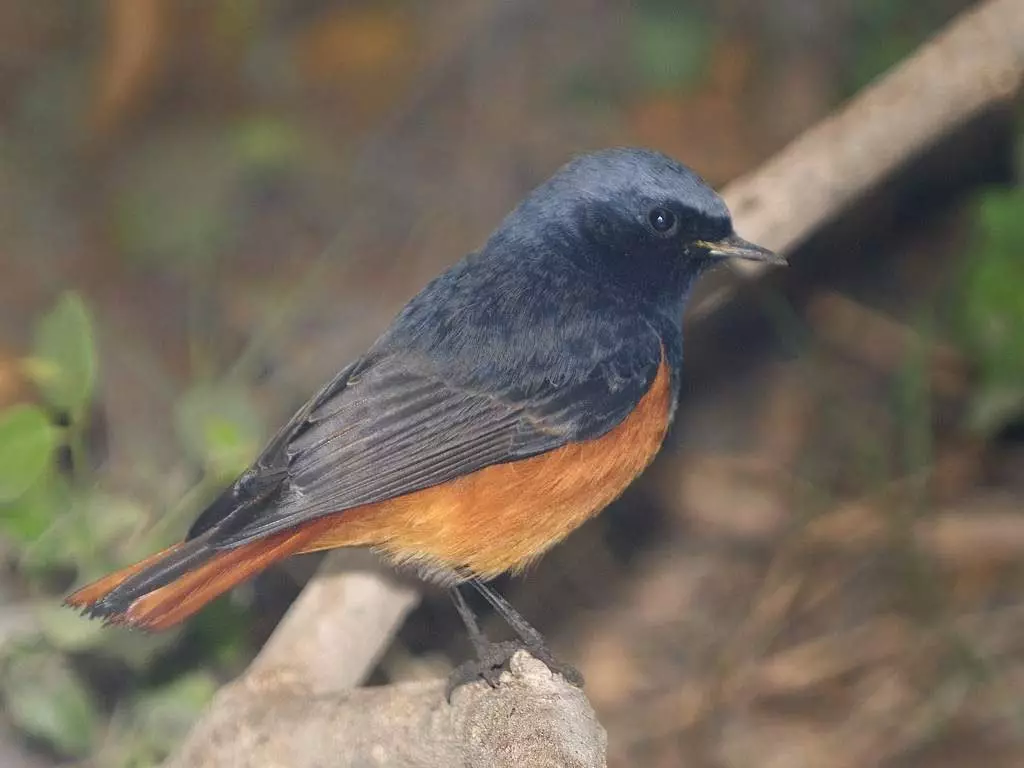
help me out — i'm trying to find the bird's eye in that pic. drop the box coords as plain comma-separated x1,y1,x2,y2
647,207,677,235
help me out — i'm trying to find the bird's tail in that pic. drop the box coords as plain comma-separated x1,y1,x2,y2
64,520,333,631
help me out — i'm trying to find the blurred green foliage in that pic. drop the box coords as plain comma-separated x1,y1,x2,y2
32,292,97,420
175,384,265,483
846,0,964,93
0,292,262,763
113,137,240,270
563,0,712,108
629,0,712,93
3,650,98,757
958,181,1024,434
112,117,303,272
0,406,57,505
105,671,220,767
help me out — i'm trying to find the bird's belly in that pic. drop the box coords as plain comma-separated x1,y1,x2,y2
301,359,673,578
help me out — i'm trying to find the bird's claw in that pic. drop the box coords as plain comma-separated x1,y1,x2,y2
445,639,584,700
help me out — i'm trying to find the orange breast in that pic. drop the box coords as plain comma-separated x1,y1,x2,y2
299,357,673,578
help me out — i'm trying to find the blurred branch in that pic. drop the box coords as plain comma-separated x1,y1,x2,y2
694,0,1024,316
245,551,419,695
165,652,607,768
806,488,1024,567
90,0,171,144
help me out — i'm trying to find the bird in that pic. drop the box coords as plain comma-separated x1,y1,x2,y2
65,147,783,689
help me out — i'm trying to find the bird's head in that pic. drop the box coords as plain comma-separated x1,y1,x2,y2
486,147,783,315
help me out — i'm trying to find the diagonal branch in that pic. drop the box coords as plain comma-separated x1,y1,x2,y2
694,0,1024,316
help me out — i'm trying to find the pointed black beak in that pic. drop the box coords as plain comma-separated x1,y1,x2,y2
695,232,787,265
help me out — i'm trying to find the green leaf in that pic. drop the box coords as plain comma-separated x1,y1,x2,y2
32,291,98,418
0,404,57,503
2,650,99,757
175,385,263,479
3,476,70,561
1,495,56,548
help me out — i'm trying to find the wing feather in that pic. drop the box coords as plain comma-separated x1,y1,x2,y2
211,326,665,549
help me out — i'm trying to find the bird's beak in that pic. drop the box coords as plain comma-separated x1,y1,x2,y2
694,233,787,265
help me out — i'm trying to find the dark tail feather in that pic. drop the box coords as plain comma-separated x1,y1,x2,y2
63,519,335,631
64,535,216,628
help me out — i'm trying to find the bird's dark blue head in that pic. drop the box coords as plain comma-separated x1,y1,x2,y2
483,147,782,317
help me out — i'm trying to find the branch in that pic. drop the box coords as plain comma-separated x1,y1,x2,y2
693,0,1024,316
246,550,420,695
164,652,606,768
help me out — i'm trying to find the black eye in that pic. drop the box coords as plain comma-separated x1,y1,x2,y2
647,207,677,235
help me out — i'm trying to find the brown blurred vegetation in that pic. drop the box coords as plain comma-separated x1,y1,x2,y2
2,1,1023,766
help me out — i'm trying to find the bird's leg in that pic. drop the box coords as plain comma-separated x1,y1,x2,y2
447,581,585,698
470,578,583,687
449,583,494,662
446,585,522,698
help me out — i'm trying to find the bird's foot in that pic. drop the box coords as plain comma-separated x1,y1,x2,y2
447,640,521,697
445,639,584,700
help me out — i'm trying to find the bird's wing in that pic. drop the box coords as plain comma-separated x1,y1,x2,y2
206,331,664,549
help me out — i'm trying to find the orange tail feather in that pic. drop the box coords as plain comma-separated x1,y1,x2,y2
65,542,186,610
64,515,346,631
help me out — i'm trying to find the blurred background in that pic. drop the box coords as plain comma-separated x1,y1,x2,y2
1,0,1023,766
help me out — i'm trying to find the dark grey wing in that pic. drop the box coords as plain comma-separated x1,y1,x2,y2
186,360,361,540
210,341,662,549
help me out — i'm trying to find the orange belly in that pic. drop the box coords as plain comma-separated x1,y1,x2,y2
299,357,673,578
